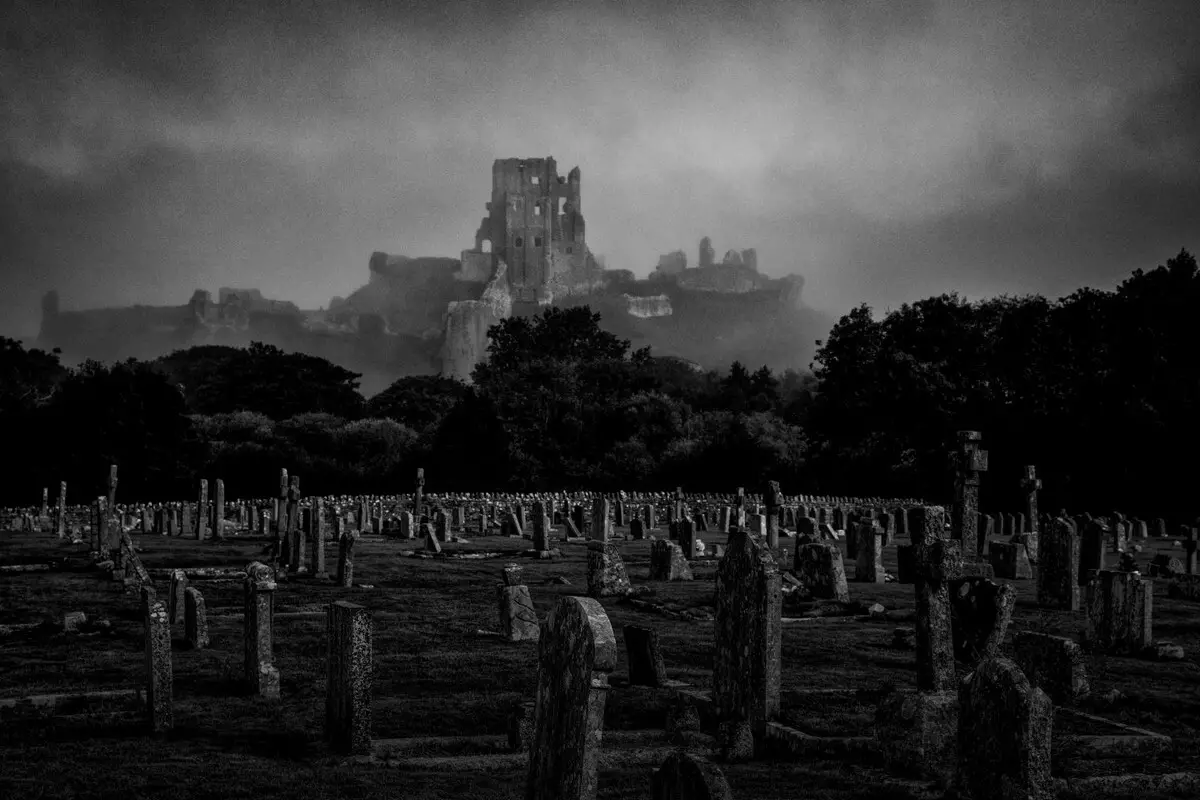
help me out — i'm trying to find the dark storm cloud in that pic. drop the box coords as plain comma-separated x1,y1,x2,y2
3,0,1199,337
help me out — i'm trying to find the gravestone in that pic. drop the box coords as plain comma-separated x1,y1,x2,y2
624,625,667,687
794,542,849,601
326,601,373,755
244,561,280,698
629,518,646,540
1011,631,1089,705
337,531,360,587
650,751,733,800
1079,520,1109,585
310,498,326,576
956,657,1053,800
532,501,550,552
587,539,632,597
499,578,540,642
183,586,209,650
988,541,1032,580
525,596,616,800
948,578,1016,667
169,569,189,626
1037,516,1082,611
142,587,173,733
591,498,612,541
714,530,781,755
677,519,698,558
855,522,885,583
649,540,693,581
951,431,987,559
764,480,781,550
1085,569,1153,654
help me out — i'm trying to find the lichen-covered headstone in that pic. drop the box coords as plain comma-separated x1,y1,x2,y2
499,583,540,642
168,569,189,626
956,657,1053,800
586,540,631,597
142,587,173,733
338,530,360,586
651,751,733,800
714,530,781,746
649,539,693,581
793,542,849,601
1036,516,1082,611
1010,631,1089,705
244,561,280,698
525,596,616,800
326,601,373,755
1085,569,1153,654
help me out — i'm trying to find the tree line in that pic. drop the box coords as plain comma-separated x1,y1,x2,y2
2,249,1196,521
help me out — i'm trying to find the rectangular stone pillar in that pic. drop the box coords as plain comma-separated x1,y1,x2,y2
244,562,280,698
184,586,209,649
310,498,326,576
214,479,225,539
326,601,373,755
142,587,173,733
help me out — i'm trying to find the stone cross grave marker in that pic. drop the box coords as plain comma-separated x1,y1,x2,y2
951,431,987,559
910,505,958,693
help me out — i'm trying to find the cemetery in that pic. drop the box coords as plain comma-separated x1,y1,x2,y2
3,438,1200,799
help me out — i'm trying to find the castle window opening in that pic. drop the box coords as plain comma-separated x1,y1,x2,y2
534,204,541,216
557,197,565,215
481,239,492,253
566,246,573,254
515,236,523,248
535,236,542,247
531,176,540,185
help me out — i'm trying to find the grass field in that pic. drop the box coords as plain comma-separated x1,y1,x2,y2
1,524,1199,799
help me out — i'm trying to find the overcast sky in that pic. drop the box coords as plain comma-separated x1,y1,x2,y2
3,0,1199,338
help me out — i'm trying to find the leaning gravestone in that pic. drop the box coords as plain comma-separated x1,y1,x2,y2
650,751,733,800
956,657,1053,800
525,596,617,800
649,540,693,581
713,529,781,759
499,564,540,642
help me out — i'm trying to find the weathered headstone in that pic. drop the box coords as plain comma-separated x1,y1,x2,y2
142,587,173,733
168,569,189,626
951,431,987,559
499,578,540,642
184,586,209,650
794,542,849,601
310,497,326,576
337,531,360,587
949,578,1016,667
326,601,373,755
244,561,280,698
1037,516,1082,611
649,539,693,581
629,517,645,540
590,497,611,541
1011,631,1089,705
1085,569,1153,654
713,529,781,755
586,539,631,597
855,522,885,583
525,596,616,800
956,657,1053,800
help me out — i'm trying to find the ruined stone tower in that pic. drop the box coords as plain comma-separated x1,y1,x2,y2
459,157,590,304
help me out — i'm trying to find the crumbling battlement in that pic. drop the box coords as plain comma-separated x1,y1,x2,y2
459,157,604,305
